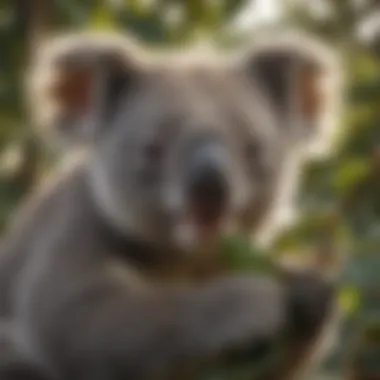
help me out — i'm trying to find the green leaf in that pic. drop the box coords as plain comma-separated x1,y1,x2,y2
128,0,155,16
338,286,361,315
333,159,371,195
89,4,117,30
218,234,279,276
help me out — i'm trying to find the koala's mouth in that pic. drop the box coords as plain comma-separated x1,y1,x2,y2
173,196,232,251
178,197,230,245
188,198,226,228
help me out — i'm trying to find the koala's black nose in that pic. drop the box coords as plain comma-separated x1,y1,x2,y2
186,138,229,221
188,162,228,202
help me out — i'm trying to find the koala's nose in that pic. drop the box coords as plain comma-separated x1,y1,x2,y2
186,139,229,216
188,163,228,202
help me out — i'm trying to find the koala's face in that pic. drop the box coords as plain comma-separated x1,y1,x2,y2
92,66,282,251
32,33,338,252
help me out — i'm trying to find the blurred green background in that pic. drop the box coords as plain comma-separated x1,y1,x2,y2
0,1,379,379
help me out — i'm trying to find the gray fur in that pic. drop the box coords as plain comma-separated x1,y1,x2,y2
0,31,341,379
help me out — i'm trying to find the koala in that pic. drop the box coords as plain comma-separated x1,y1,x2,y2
0,31,341,380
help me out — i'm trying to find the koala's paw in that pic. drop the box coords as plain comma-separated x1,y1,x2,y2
286,271,335,340
196,275,287,364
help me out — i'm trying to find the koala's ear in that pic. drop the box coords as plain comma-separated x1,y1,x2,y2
28,32,146,146
239,33,342,149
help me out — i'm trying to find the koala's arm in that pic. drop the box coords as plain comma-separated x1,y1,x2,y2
22,256,334,380
21,255,290,380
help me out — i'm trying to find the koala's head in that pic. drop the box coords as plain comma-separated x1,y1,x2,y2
29,32,341,253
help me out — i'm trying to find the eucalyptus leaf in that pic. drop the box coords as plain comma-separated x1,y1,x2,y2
218,234,279,275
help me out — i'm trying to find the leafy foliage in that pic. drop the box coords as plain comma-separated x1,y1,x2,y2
1,0,379,378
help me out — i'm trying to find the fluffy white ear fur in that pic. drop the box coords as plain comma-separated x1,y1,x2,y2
26,31,148,145
248,31,344,248
243,31,343,156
